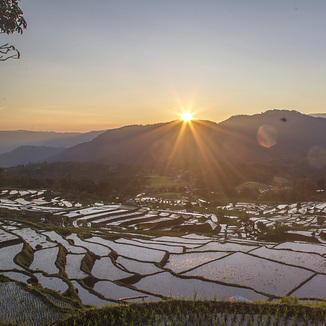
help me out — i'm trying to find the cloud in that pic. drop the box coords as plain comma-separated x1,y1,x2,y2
0,106,5,111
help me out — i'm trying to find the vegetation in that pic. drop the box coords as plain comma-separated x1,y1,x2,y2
0,0,27,61
2,160,326,206
145,175,189,193
2,162,147,204
0,208,72,238
0,275,78,326
1,176,326,324
80,251,98,275
14,242,33,268
55,245,67,278
52,298,326,326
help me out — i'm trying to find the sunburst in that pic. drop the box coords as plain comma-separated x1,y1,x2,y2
181,111,193,122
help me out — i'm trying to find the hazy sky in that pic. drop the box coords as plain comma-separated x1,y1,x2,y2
1,0,326,131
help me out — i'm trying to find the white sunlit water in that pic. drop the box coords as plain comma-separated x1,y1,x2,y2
152,235,211,245
66,234,112,256
165,251,230,273
116,238,184,254
64,205,120,218
87,236,166,263
90,211,136,224
91,256,133,280
0,228,19,242
65,254,88,279
3,190,326,312
71,280,112,307
109,214,162,226
116,256,162,275
34,272,69,293
250,246,326,274
77,209,128,222
2,271,31,283
184,252,314,297
274,241,326,255
14,198,32,205
93,280,159,302
29,247,60,275
12,228,57,250
134,271,268,301
187,241,258,253
291,274,326,300
0,243,24,270
42,231,87,254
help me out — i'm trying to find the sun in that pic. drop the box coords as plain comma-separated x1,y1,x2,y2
181,111,193,122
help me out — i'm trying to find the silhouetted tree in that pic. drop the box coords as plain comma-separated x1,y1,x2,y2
0,0,27,61
0,167,4,184
294,177,317,201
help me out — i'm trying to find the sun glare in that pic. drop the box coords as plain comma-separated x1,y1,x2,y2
181,111,193,122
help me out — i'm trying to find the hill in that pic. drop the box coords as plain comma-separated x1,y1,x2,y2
0,145,65,168
0,130,105,154
310,113,326,119
49,110,326,167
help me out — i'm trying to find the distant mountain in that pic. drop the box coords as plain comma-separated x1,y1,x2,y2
0,146,65,168
48,110,326,167
0,130,105,154
310,113,326,119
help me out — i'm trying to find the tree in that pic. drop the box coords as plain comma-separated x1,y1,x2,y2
0,167,4,184
0,0,27,61
294,177,317,201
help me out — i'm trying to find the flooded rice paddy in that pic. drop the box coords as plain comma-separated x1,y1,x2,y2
1,189,326,324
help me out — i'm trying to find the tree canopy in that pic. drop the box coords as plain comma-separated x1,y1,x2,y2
0,0,27,61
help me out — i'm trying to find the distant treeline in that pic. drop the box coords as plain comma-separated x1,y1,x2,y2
1,160,326,203
0,162,147,202
189,159,326,203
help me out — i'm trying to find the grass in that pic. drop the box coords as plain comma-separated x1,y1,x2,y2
55,244,67,277
80,251,98,274
146,175,189,190
0,276,80,326
52,245,80,302
13,242,34,268
0,210,71,237
52,298,326,326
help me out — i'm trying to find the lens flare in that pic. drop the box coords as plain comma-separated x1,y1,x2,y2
307,146,326,168
257,125,277,148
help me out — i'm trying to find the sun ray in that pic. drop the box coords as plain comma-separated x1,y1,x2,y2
128,111,248,201
193,120,249,192
164,120,188,172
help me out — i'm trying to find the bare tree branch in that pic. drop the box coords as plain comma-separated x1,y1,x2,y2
0,0,26,61
0,43,20,61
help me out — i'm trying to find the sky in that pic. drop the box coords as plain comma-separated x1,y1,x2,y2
1,0,326,132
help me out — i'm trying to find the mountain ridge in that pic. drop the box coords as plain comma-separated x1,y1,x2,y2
0,130,105,154
2,110,326,168
48,110,326,167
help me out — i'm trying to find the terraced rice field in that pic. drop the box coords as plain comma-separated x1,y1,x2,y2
1,189,326,324
2,224,326,303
